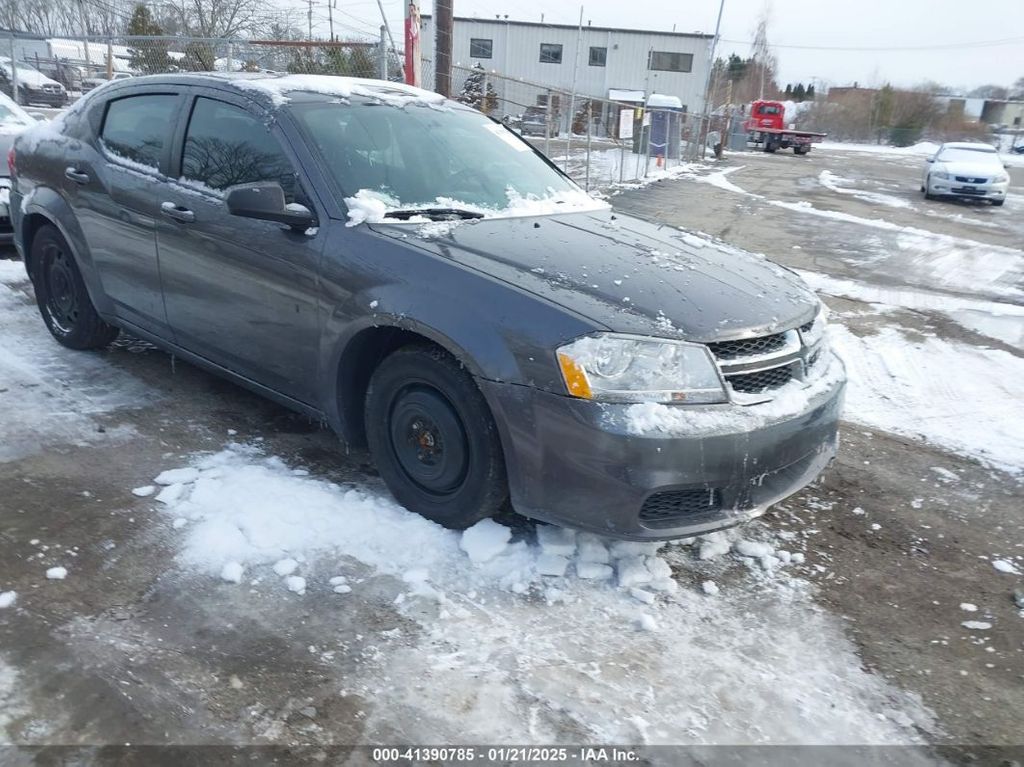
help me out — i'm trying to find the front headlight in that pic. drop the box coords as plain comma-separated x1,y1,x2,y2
932,171,950,180
556,333,727,404
994,172,1009,183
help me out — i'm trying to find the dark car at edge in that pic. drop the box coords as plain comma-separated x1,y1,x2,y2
8,73,846,540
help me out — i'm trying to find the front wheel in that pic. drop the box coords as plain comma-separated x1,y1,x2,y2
32,225,119,350
923,176,935,200
992,199,1004,207
364,345,508,528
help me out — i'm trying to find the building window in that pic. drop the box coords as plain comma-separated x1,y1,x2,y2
469,38,492,59
539,43,563,64
649,51,693,73
588,46,607,67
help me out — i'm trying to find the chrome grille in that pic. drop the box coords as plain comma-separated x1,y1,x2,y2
954,176,986,184
707,332,787,360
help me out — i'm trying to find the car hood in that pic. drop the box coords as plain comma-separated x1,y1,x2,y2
936,160,1004,178
371,209,818,342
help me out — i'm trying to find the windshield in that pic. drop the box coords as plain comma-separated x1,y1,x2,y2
937,147,999,164
292,100,599,221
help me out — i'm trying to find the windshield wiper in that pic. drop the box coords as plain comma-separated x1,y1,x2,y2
386,207,486,221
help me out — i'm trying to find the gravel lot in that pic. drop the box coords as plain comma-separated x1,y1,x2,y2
1,144,1022,758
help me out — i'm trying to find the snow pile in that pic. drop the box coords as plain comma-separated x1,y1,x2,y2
147,444,934,744
830,325,1024,474
344,187,607,228
0,591,16,609
818,140,940,157
623,352,844,437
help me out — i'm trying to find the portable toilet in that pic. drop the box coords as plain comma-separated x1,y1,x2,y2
645,94,684,160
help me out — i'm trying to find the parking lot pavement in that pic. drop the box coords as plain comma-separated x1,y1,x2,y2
1,147,1023,751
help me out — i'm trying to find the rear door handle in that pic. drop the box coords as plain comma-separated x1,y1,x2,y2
64,167,90,184
160,201,195,223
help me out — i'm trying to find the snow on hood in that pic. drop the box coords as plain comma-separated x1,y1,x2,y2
344,187,609,227
934,159,1006,178
0,62,61,90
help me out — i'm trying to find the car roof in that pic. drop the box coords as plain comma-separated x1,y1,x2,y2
111,72,447,111
940,142,997,152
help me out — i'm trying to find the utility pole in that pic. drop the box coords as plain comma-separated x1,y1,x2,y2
376,0,398,66
379,25,388,79
565,5,583,165
76,0,92,75
434,0,453,97
328,0,335,41
699,0,725,159
307,0,313,41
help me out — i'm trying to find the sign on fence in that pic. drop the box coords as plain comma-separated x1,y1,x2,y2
618,109,634,140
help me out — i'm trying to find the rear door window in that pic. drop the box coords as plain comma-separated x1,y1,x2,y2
180,97,296,200
101,94,178,169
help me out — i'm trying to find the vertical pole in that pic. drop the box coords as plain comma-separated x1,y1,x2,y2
77,0,92,75
585,101,592,192
375,0,398,68
434,0,453,97
379,26,388,79
307,0,313,41
482,71,489,114
328,0,335,41
619,117,625,183
8,34,18,105
565,5,583,166
404,0,420,86
544,88,552,159
106,38,113,78
225,40,233,73
699,0,725,159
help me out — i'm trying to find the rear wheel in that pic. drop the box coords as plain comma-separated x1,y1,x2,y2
763,139,777,153
364,345,508,529
794,146,809,155
31,225,119,350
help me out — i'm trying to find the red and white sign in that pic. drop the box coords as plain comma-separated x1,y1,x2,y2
404,1,421,87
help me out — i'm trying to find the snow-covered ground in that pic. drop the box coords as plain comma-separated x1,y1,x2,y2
146,444,933,744
0,260,149,461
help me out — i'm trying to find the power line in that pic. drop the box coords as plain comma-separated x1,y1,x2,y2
718,35,1024,52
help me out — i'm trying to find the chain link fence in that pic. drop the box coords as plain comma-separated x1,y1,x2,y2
445,63,715,192
3,32,715,192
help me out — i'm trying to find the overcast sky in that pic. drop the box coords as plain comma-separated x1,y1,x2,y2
310,0,1024,92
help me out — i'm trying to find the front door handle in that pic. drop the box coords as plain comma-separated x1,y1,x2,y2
64,167,90,184
160,201,195,223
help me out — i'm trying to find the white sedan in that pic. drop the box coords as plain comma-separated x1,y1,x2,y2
922,142,1009,206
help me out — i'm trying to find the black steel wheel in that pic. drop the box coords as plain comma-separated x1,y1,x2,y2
364,345,508,528
32,225,119,350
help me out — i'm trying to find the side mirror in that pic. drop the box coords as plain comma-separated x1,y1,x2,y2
926,157,934,163
224,182,315,230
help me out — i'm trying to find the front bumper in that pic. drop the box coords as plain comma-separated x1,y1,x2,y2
928,178,1008,201
481,354,846,540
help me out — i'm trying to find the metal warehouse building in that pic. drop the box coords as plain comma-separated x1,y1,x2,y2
420,16,714,114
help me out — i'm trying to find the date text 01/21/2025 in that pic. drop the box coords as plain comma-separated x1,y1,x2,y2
372,746,640,762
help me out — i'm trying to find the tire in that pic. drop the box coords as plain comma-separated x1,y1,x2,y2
794,146,808,155
923,176,935,200
31,224,119,350
763,140,777,153
992,200,1004,207
364,345,508,529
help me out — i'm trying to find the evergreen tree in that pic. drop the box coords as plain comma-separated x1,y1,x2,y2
457,63,497,113
793,83,806,101
127,4,170,74
806,83,815,100
784,83,792,98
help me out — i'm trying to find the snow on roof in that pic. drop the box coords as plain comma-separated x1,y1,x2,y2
941,141,996,151
646,94,683,109
608,88,644,102
233,74,446,108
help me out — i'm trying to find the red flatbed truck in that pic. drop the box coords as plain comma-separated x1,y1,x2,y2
744,100,826,155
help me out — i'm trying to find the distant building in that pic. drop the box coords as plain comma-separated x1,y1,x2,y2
982,100,1024,128
420,16,713,114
